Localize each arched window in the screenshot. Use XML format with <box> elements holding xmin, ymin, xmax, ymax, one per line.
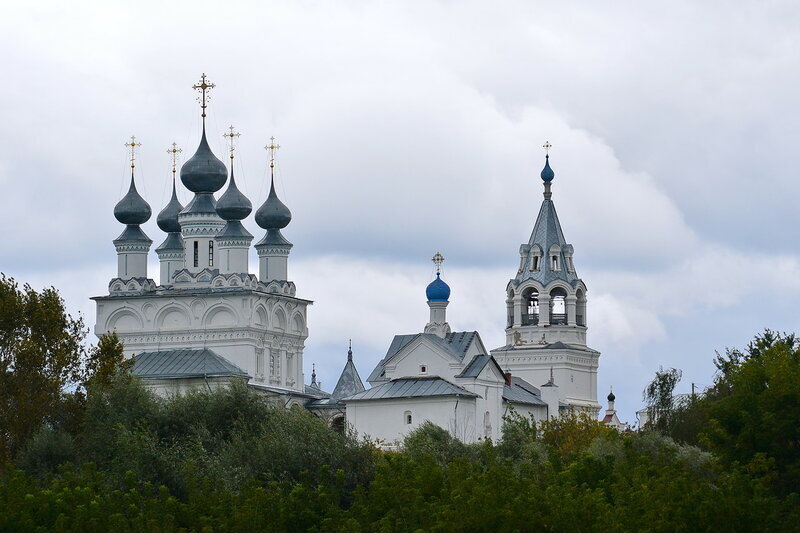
<box><xmin>550</xmin><ymin>287</ymin><xmax>568</xmax><ymax>325</ymax></box>
<box><xmin>331</xmin><ymin>416</ymin><xmax>345</xmax><ymax>434</ymax></box>
<box><xmin>576</xmin><ymin>288</ymin><xmax>587</xmax><ymax>326</ymax></box>
<box><xmin>522</xmin><ymin>287</ymin><xmax>539</xmax><ymax>326</ymax></box>
<box><xmin>404</xmin><ymin>411</ymin><xmax>412</xmax><ymax>425</ymax></box>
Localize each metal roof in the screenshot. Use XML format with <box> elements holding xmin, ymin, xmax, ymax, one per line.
<box><xmin>343</xmin><ymin>377</ymin><xmax>479</xmax><ymax>402</ymax></box>
<box><xmin>132</xmin><ymin>349</ymin><xmax>249</xmax><ymax>380</ymax></box>
<box><xmin>512</xmin><ymin>194</ymin><xmax>580</xmax><ymax>287</ymax></box>
<box><xmin>367</xmin><ymin>331</ymin><xmax>479</xmax><ymax>383</ymax></box>
<box><xmin>503</xmin><ymin>376</ymin><xmax>547</xmax><ymax>406</ymax></box>
<box><xmin>455</xmin><ymin>353</ymin><xmax>503</xmax><ymax>378</ymax></box>
<box><xmin>331</xmin><ymin>358</ymin><xmax>365</xmax><ymax>400</ymax></box>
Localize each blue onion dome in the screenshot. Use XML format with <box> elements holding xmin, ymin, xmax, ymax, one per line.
<box><xmin>216</xmin><ymin>167</ymin><xmax>252</xmax><ymax>221</ymax></box>
<box><xmin>156</xmin><ymin>180</ymin><xmax>184</xmax><ymax>233</ymax></box>
<box><xmin>426</xmin><ymin>272</ymin><xmax>451</xmax><ymax>302</ymax></box>
<box><xmin>255</xmin><ymin>177</ymin><xmax>292</xmax><ymax>229</ymax></box>
<box><xmin>180</xmin><ymin>128</ymin><xmax>228</xmax><ymax>193</ymax></box>
<box><xmin>114</xmin><ymin>174</ymin><xmax>151</xmax><ymax>225</ymax></box>
<box><xmin>540</xmin><ymin>155</ymin><xmax>555</xmax><ymax>183</ymax></box>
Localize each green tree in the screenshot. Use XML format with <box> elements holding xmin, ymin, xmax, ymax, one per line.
<box><xmin>0</xmin><ymin>274</ymin><xmax>85</xmax><ymax>459</ymax></box>
<box><xmin>642</xmin><ymin>366</ymin><xmax>682</xmax><ymax>433</ymax></box>
<box><xmin>84</xmin><ymin>332</ymin><xmax>129</xmax><ymax>390</ymax></box>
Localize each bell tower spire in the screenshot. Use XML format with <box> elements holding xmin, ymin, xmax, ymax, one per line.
<box><xmin>113</xmin><ymin>135</ymin><xmax>152</xmax><ymax>280</ymax></box>
<box><xmin>491</xmin><ymin>142</ymin><xmax>600</xmax><ymax>414</ymax></box>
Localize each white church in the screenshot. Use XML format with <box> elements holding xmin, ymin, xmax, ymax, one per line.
<box><xmin>93</xmin><ymin>76</ymin><xmax>614</xmax><ymax>446</ymax></box>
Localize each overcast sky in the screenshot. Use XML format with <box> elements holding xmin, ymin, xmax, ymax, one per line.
<box><xmin>2</xmin><ymin>1</ymin><xmax>799</xmax><ymax>421</ymax></box>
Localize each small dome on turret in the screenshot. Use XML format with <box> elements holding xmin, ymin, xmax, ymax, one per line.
<box><xmin>114</xmin><ymin>175</ymin><xmax>151</xmax><ymax>225</ymax></box>
<box><xmin>426</xmin><ymin>272</ymin><xmax>451</xmax><ymax>302</ymax></box>
<box><xmin>156</xmin><ymin>180</ymin><xmax>184</xmax><ymax>233</ymax></box>
<box><xmin>541</xmin><ymin>154</ymin><xmax>555</xmax><ymax>183</ymax></box>
<box><xmin>255</xmin><ymin>178</ymin><xmax>292</xmax><ymax>229</ymax></box>
<box><xmin>180</xmin><ymin>128</ymin><xmax>228</xmax><ymax>193</ymax></box>
<box><xmin>607</xmin><ymin>390</ymin><xmax>616</xmax><ymax>402</ymax></box>
<box><xmin>216</xmin><ymin>167</ymin><xmax>252</xmax><ymax>221</ymax></box>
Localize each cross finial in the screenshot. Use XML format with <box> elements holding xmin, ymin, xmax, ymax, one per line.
<box><xmin>192</xmin><ymin>73</ymin><xmax>216</xmax><ymax>122</ymax></box>
<box><xmin>348</xmin><ymin>339</ymin><xmax>353</xmax><ymax>361</ymax></box>
<box><xmin>223</xmin><ymin>125</ymin><xmax>241</xmax><ymax>161</ymax></box>
<box><xmin>543</xmin><ymin>141</ymin><xmax>552</xmax><ymax>156</ymax></box>
<box><xmin>264</xmin><ymin>136</ymin><xmax>280</xmax><ymax>170</ymax></box>
<box><xmin>167</xmin><ymin>142</ymin><xmax>182</xmax><ymax>177</ymax></box>
<box><xmin>125</xmin><ymin>135</ymin><xmax>142</xmax><ymax>170</ymax></box>
<box><xmin>432</xmin><ymin>252</ymin><xmax>445</xmax><ymax>273</ymax></box>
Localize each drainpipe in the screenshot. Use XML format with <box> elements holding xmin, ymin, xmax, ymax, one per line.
<box><xmin>203</xmin><ymin>374</ymin><xmax>213</xmax><ymax>392</ymax></box>
<box><xmin>454</xmin><ymin>394</ymin><xmax>460</xmax><ymax>439</ymax></box>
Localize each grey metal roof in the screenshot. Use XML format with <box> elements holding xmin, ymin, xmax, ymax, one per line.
<box><xmin>180</xmin><ymin>192</ymin><xmax>219</xmax><ymax>216</ymax></box>
<box><xmin>455</xmin><ymin>353</ymin><xmax>504</xmax><ymax>378</ymax></box>
<box><xmin>492</xmin><ymin>341</ymin><xmax>600</xmax><ymax>355</ymax></box>
<box><xmin>156</xmin><ymin>180</ymin><xmax>184</xmax><ymax>233</ymax></box>
<box><xmin>503</xmin><ymin>376</ymin><xmax>547</xmax><ymax>406</ymax></box>
<box><xmin>512</xmin><ymin>192</ymin><xmax>580</xmax><ymax>287</ymax></box>
<box><xmin>367</xmin><ymin>331</ymin><xmax>480</xmax><ymax>383</ymax></box>
<box><xmin>343</xmin><ymin>377</ymin><xmax>479</xmax><ymax>402</ymax></box>
<box><xmin>331</xmin><ymin>354</ymin><xmax>365</xmax><ymax>400</ymax></box>
<box><xmin>156</xmin><ymin>231</ymin><xmax>183</xmax><ymax>253</ymax></box>
<box><xmin>304</xmin><ymin>384</ymin><xmax>332</xmax><ymax>399</ymax></box>
<box><xmin>132</xmin><ymin>348</ymin><xmax>249</xmax><ymax>380</ymax></box>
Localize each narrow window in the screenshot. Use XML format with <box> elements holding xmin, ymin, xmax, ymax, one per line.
<box><xmin>532</xmin><ymin>256</ymin><xmax>539</xmax><ymax>271</ymax></box>
<box><xmin>552</xmin><ymin>255</ymin><xmax>559</xmax><ymax>271</ymax></box>
<box><xmin>404</xmin><ymin>411</ymin><xmax>412</xmax><ymax>425</ymax></box>
<box><xmin>208</xmin><ymin>241</ymin><xmax>214</xmax><ymax>267</ymax></box>
<box><xmin>420</xmin><ymin>365</ymin><xmax>427</xmax><ymax>374</ymax></box>
<box><xmin>193</xmin><ymin>241</ymin><xmax>199</xmax><ymax>267</ymax></box>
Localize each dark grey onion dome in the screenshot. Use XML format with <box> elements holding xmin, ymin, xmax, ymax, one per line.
<box><xmin>180</xmin><ymin>128</ymin><xmax>228</xmax><ymax>193</ymax></box>
<box><xmin>255</xmin><ymin>177</ymin><xmax>292</xmax><ymax>229</ymax></box>
<box><xmin>156</xmin><ymin>180</ymin><xmax>184</xmax><ymax>233</ymax></box>
<box><xmin>607</xmin><ymin>390</ymin><xmax>616</xmax><ymax>402</ymax></box>
<box><xmin>216</xmin><ymin>167</ymin><xmax>252</xmax><ymax>221</ymax></box>
<box><xmin>114</xmin><ymin>173</ymin><xmax>151</xmax><ymax>225</ymax></box>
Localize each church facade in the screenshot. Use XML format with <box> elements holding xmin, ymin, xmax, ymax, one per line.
<box><xmin>93</xmin><ymin>76</ymin><xmax>603</xmax><ymax>443</ymax></box>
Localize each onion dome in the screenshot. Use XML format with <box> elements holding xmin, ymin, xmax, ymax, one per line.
<box><xmin>114</xmin><ymin>173</ymin><xmax>151</xmax><ymax>225</ymax></box>
<box><xmin>607</xmin><ymin>390</ymin><xmax>616</xmax><ymax>402</ymax></box>
<box><xmin>216</xmin><ymin>167</ymin><xmax>252</xmax><ymax>221</ymax></box>
<box><xmin>541</xmin><ymin>154</ymin><xmax>555</xmax><ymax>183</ymax></box>
<box><xmin>180</xmin><ymin>128</ymin><xmax>228</xmax><ymax>193</ymax></box>
<box><xmin>255</xmin><ymin>177</ymin><xmax>292</xmax><ymax>230</ymax></box>
<box><xmin>426</xmin><ymin>272</ymin><xmax>451</xmax><ymax>302</ymax></box>
<box><xmin>157</xmin><ymin>179</ymin><xmax>184</xmax><ymax>233</ymax></box>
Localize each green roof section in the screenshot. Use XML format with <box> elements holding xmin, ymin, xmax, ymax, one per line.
<box><xmin>131</xmin><ymin>349</ymin><xmax>250</xmax><ymax>380</ymax></box>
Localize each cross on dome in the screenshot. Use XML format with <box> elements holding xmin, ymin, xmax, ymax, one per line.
<box><xmin>223</xmin><ymin>125</ymin><xmax>241</xmax><ymax>160</ymax></box>
<box><xmin>265</xmin><ymin>136</ymin><xmax>280</xmax><ymax>170</ymax></box>
<box><xmin>543</xmin><ymin>140</ymin><xmax>552</xmax><ymax>155</ymax></box>
<box><xmin>125</xmin><ymin>135</ymin><xmax>142</xmax><ymax>170</ymax></box>
<box><xmin>192</xmin><ymin>73</ymin><xmax>215</xmax><ymax>121</ymax></box>
<box><xmin>432</xmin><ymin>252</ymin><xmax>445</xmax><ymax>273</ymax></box>
<box><xmin>167</xmin><ymin>142</ymin><xmax>182</xmax><ymax>177</ymax></box>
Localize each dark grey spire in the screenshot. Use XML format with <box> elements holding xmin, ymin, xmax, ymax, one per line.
<box><xmin>157</xmin><ymin>178</ymin><xmax>184</xmax><ymax>233</ymax></box>
<box><xmin>331</xmin><ymin>342</ymin><xmax>365</xmax><ymax>400</ymax></box>
<box><xmin>216</xmin><ymin>166</ymin><xmax>252</xmax><ymax>221</ymax></box>
<box><xmin>255</xmin><ymin>176</ymin><xmax>292</xmax><ymax>230</ymax></box>
<box><xmin>180</xmin><ymin>126</ymin><xmax>228</xmax><ymax>194</ymax></box>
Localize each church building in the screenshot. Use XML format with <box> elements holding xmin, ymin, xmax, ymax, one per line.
<box><xmin>92</xmin><ymin>75</ymin><xmax>603</xmax><ymax>442</ymax></box>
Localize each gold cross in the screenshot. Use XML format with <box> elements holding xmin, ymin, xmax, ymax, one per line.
<box><xmin>543</xmin><ymin>141</ymin><xmax>552</xmax><ymax>155</ymax></box>
<box><xmin>192</xmin><ymin>73</ymin><xmax>215</xmax><ymax>119</ymax></box>
<box><xmin>167</xmin><ymin>142</ymin><xmax>182</xmax><ymax>176</ymax></box>
<box><xmin>264</xmin><ymin>136</ymin><xmax>280</xmax><ymax>169</ymax></box>
<box><xmin>124</xmin><ymin>135</ymin><xmax>142</xmax><ymax>170</ymax></box>
<box><xmin>223</xmin><ymin>125</ymin><xmax>241</xmax><ymax>160</ymax></box>
<box><xmin>432</xmin><ymin>252</ymin><xmax>445</xmax><ymax>273</ymax></box>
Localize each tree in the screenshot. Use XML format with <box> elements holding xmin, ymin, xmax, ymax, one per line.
<box><xmin>84</xmin><ymin>332</ymin><xmax>129</xmax><ymax>390</ymax></box>
<box><xmin>0</xmin><ymin>274</ymin><xmax>86</xmax><ymax>459</ymax></box>
<box><xmin>642</xmin><ymin>367</ymin><xmax>682</xmax><ymax>433</ymax></box>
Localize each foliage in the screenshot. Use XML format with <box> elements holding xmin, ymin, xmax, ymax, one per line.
<box><xmin>642</xmin><ymin>366</ymin><xmax>682</xmax><ymax>433</ymax></box>
<box><xmin>84</xmin><ymin>332</ymin><xmax>129</xmax><ymax>391</ymax></box>
<box><xmin>0</xmin><ymin>274</ymin><xmax>86</xmax><ymax>460</ymax></box>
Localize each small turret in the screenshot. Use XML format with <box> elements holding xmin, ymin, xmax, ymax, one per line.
<box><xmin>113</xmin><ymin>136</ymin><xmax>152</xmax><ymax>279</ymax></box>
<box><xmin>215</xmin><ymin>126</ymin><xmax>253</xmax><ymax>274</ymax></box>
<box><xmin>424</xmin><ymin>252</ymin><xmax>452</xmax><ymax>338</ymax></box>
<box><xmin>255</xmin><ymin>137</ymin><xmax>293</xmax><ymax>283</ymax></box>
<box><xmin>156</xmin><ymin>143</ymin><xmax>186</xmax><ymax>285</ymax></box>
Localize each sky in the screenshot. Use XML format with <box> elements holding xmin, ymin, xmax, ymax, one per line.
<box><xmin>1</xmin><ymin>1</ymin><xmax>799</xmax><ymax>421</ymax></box>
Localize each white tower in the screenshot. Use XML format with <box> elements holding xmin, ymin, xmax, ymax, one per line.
<box><xmin>155</xmin><ymin>143</ymin><xmax>185</xmax><ymax>286</ymax></box>
<box><xmin>423</xmin><ymin>252</ymin><xmax>452</xmax><ymax>338</ymax></box>
<box><xmin>254</xmin><ymin>138</ymin><xmax>293</xmax><ymax>283</ymax></box>
<box><xmin>112</xmin><ymin>136</ymin><xmax>153</xmax><ymax>282</ymax></box>
<box><xmin>491</xmin><ymin>143</ymin><xmax>600</xmax><ymax>413</ymax></box>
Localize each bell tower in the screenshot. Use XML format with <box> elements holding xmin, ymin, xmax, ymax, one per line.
<box><xmin>491</xmin><ymin>143</ymin><xmax>600</xmax><ymax>414</ymax></box>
